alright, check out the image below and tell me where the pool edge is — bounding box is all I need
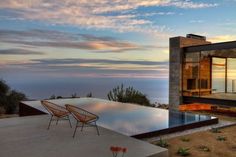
[19,101,47,117]
[132,117,219,139]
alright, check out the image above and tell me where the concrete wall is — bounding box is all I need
[169,36,211,110]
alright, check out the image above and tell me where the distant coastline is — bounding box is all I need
[6,78,169,104]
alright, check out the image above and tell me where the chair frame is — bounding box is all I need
[41,100,72,130]
[65,104,100,138]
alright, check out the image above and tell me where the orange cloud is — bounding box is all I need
[209,35,236,43]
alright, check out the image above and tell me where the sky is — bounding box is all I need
[0,0,236,100]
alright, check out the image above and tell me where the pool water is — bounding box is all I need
[22,98,217,137]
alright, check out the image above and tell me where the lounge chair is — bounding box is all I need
[41,100,72,129]
[65,104,100,138]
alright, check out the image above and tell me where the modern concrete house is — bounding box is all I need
[169,34,236,110]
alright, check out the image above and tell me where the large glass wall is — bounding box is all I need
[212,58,226,93]
[182,48,236,100]
[227,58,236,93]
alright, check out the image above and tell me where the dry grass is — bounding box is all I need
[165,126,236,157]
[152,112,236,157]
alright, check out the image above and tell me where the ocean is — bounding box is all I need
[7,78,169,104]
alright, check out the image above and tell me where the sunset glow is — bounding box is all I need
[0,0,236,101]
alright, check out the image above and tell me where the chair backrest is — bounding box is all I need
[41,100,68,116]
[65,104,98,122]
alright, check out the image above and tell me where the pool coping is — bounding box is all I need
[132,117,218,139]
[19,101,46,116]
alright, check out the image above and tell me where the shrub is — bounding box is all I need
[49,94,56,99]
[86,92,92,97]
[181,137,190,142]
[49,95,64,99]
[0,79,27,114]
[156,138,169,148]
[56,96,63,99]
[6,90,26,113]
[198,145,210,152]
[0,106,6,114]
[177,147,190,156]
[107,84,151,106]
[216,136,226,141]
[71,93,77,98]
[210,127,221,133]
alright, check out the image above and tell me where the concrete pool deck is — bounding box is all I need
[0,115,168,157]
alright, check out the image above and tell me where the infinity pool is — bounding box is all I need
[21,98,218,138]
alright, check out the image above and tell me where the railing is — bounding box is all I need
[232,80,236,93]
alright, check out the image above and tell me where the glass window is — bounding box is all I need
[183,62,199,96]
[183,49,236,100]
[227,58,236,92]
[199,52,211,93]
[212,57,226,93]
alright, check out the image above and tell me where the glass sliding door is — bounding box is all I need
[199,51,211,96]
[227,58,236,93]
[212,57,226,93]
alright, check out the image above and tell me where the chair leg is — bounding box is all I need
[73,121,79,138]
[81,123,84,131]
[95,121,100,136]
[47,115,53,130]
[68,115,72,128]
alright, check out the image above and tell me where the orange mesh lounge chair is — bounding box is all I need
[41,100,72,130]
[65,104,100,138]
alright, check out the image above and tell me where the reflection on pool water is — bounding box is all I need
[22,98,216,136]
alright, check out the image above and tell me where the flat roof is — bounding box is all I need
[184,40,236,53]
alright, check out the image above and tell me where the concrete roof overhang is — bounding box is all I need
[183,40,236,58]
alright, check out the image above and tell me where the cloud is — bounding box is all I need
[168,1,218,9]
[189,20,204,23]
[0,0,218,36]
[209,35,236,43]
[78,34,116,42]
[0,29,78,41]
[0,49,44,55]
[0,58,169,79]
[2,40,142,52]
[10,58,168,70]
[0,29,162,52]
[31,58,169,66]
[143,12,176,16]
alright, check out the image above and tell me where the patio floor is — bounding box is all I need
[0,115,168,157]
